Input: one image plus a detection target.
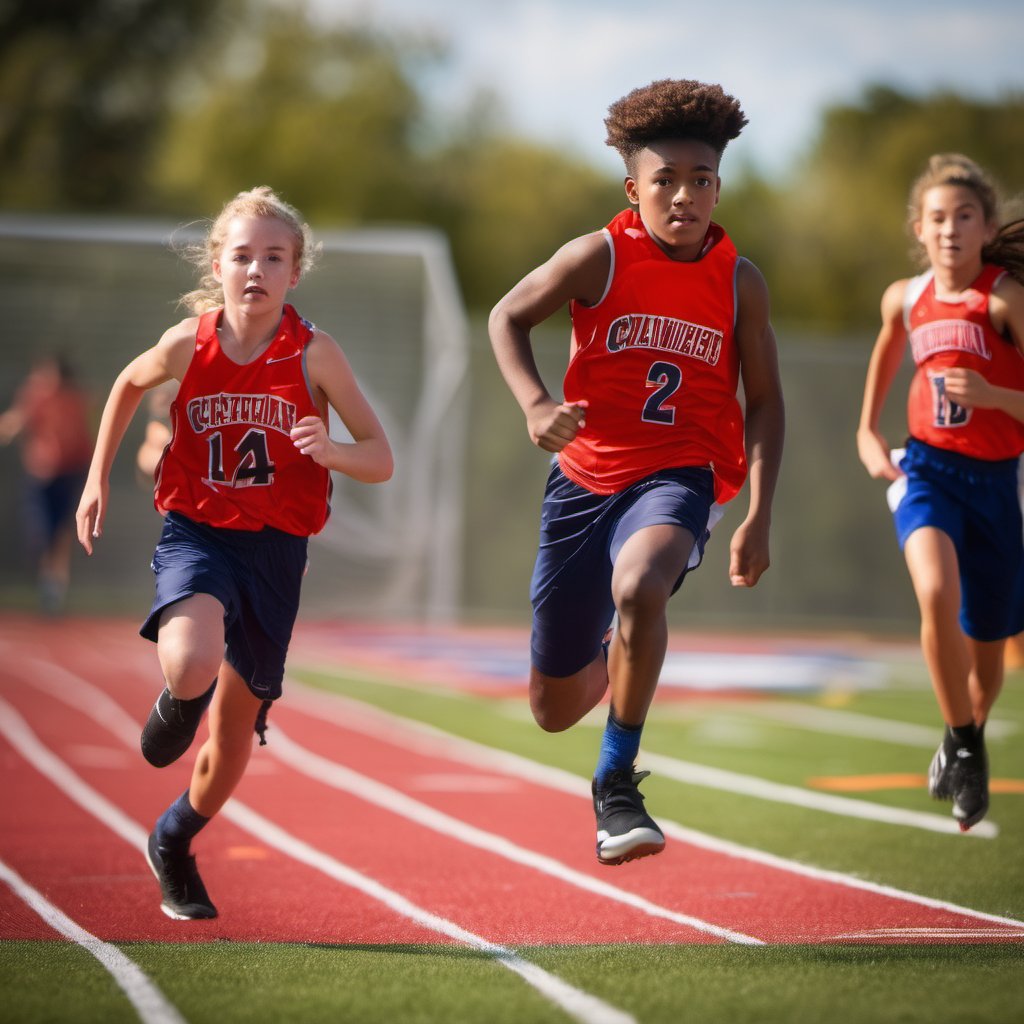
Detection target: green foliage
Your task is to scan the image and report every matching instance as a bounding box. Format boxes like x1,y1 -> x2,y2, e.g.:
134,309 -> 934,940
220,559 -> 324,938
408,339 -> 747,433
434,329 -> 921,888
4,5 -> 1024,324
762,83 -> 1024,330
0,0 -> 227,209
149,2 -> 433,225
430,138 -> 623,307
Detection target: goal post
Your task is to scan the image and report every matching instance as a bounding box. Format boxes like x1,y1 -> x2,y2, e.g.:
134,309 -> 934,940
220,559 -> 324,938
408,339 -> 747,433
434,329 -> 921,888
0,214 -> 470,622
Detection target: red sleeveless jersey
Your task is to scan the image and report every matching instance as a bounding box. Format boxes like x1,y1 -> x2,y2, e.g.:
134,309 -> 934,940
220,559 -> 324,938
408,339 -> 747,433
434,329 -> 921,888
905,265 -> 1024,460
155,304 -> 331,536
558,209 -> 746,502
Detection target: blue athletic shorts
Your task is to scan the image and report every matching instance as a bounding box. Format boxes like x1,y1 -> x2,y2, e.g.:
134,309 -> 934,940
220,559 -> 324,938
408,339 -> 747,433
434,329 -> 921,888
529,461 -> 715,677
140,511 -> 308,700
890,439 -> 1024,641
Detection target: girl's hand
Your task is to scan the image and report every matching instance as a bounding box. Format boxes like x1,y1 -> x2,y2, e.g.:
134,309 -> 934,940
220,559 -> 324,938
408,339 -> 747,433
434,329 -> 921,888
290,415 -> 333,466
75,479 -> 107,555
856,427 -> 902,481
941,367 -> 995,409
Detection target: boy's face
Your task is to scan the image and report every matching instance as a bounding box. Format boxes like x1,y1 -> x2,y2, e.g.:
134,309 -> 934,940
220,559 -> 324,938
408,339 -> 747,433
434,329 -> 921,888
624,139 -> 721,260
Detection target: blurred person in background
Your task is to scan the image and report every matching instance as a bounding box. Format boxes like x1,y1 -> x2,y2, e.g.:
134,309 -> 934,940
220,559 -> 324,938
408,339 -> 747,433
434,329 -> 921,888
0,353 -> 93,613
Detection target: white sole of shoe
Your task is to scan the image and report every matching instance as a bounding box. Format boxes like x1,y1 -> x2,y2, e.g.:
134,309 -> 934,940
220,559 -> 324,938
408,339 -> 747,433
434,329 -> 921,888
596,826 -> 665,865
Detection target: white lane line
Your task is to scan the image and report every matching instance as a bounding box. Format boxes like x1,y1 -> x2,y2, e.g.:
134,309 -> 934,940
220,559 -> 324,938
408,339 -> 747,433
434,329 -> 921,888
638,751 -> 997,838
9,655 -> 758,943
223,801 -> 636,1024
31,645 -> 999,828
832,927 -> 1024,940
285,683 -> 996,838
0,857 -> 187,1024
12,660 -> 1024,937
285,685 -> 1024,933
0,697 -> 149,852
0,711 -> 180,1024
0,689 -> 635,1024
658,701 -> 1016,746
269,726 -> 762,946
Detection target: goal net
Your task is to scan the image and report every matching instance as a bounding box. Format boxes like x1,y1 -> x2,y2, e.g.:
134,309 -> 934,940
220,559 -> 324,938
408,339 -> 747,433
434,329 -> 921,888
0,214 -> 469,622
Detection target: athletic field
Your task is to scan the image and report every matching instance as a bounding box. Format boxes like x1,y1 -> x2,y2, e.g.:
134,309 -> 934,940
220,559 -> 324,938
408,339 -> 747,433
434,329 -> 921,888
2,614 -> 1023,1023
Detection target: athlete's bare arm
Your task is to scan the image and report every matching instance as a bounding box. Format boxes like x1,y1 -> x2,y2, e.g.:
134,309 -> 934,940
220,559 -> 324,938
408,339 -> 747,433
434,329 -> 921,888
857,280 -> 910,481
292,331 -> 393,483
489,232 -> 610,452
729,258 -> 784,587
76,320 -> 198,553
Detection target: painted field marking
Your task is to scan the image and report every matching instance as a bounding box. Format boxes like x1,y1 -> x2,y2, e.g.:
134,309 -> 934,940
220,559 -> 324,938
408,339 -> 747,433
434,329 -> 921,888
656,701 -> 1017,746
834,927 -> 1024,940
0,855 -> 186,1024
223,801 -> 636,1024
286,684 -> 1024,934
9,658 -> 1024,939
0,685 -> 635,1024
268,726 -> 762,945
290,666 -> 997,837
809,774 -> 1024,794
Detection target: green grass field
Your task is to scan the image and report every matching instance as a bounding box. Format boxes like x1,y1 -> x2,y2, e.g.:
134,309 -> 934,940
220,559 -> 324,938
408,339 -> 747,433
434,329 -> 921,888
3,634 -> 1024,1023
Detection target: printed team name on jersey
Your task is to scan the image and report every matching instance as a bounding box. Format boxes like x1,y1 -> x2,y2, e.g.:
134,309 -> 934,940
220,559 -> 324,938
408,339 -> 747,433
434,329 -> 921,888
605,313 -> 723,366
909,319 -> 991,365
186,393 -> 297,434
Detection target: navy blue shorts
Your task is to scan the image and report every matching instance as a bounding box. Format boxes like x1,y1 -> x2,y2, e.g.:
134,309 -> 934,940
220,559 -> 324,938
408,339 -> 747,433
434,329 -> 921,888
140,512 -> 308,700
530,462 -> 716,677
890,439 -> 1024,641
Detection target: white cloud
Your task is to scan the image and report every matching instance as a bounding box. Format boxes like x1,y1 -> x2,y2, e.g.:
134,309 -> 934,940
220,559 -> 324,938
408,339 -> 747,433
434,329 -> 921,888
310,0 -> 1024,176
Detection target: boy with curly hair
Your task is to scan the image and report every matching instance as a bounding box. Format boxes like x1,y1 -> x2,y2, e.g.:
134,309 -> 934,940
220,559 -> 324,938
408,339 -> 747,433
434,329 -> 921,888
489,79 -> 784,864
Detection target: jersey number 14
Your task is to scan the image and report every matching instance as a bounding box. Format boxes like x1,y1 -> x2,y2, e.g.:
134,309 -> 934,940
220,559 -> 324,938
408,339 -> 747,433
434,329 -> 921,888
205,429 -> 275,487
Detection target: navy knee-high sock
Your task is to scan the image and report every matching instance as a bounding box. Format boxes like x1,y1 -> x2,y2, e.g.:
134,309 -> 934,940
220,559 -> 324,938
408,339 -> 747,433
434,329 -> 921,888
594,710 -> 643,785
154,790 -> 210,853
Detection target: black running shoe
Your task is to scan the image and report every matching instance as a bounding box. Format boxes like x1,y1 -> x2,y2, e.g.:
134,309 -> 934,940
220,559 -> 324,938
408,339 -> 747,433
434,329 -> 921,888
592,768 -> 665,865
141,682 -> 215,768
928,725 -> 989,831
146,832 -> 217,920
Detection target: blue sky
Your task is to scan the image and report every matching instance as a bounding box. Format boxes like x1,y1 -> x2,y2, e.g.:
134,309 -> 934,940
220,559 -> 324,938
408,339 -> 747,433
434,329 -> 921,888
310,0 -> 1024,178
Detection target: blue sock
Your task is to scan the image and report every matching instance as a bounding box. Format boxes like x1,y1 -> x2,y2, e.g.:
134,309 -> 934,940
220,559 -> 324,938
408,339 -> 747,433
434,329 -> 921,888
154,790 -> 210,852
594,710 -> 643,785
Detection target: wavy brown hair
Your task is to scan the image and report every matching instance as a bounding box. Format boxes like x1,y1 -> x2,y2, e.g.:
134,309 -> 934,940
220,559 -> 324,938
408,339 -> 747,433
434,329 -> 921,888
908,153 -> 1024,283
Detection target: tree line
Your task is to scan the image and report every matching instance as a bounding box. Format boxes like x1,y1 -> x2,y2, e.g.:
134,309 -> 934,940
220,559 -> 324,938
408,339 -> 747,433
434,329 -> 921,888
3,0 -> 1023,329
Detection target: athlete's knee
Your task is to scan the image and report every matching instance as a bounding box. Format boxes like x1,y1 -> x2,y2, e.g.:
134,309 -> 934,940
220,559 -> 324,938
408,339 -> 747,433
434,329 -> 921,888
612,565 -> 671,621
159,652 -> 222,699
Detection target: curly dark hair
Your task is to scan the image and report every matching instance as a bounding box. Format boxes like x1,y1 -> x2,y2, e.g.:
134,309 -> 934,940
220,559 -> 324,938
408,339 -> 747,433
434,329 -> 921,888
604,79 -> 747,170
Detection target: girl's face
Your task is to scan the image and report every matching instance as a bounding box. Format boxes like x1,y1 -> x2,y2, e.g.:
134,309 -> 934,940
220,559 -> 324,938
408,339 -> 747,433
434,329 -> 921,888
212,214 -> 301,311
914,184 -> 995,278
624,138 -> 721,261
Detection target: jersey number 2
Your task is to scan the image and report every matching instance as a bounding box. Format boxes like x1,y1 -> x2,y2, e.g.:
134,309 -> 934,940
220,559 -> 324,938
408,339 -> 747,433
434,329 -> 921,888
642,361 -> 682,425
206,429 -> 275,487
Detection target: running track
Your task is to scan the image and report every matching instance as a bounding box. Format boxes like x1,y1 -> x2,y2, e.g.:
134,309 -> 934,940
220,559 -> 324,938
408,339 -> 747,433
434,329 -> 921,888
3,615 -> 1023,956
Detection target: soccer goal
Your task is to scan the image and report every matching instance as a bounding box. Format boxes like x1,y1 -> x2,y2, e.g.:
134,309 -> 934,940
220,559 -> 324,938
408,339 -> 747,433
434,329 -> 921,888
0,214 -> 469,622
